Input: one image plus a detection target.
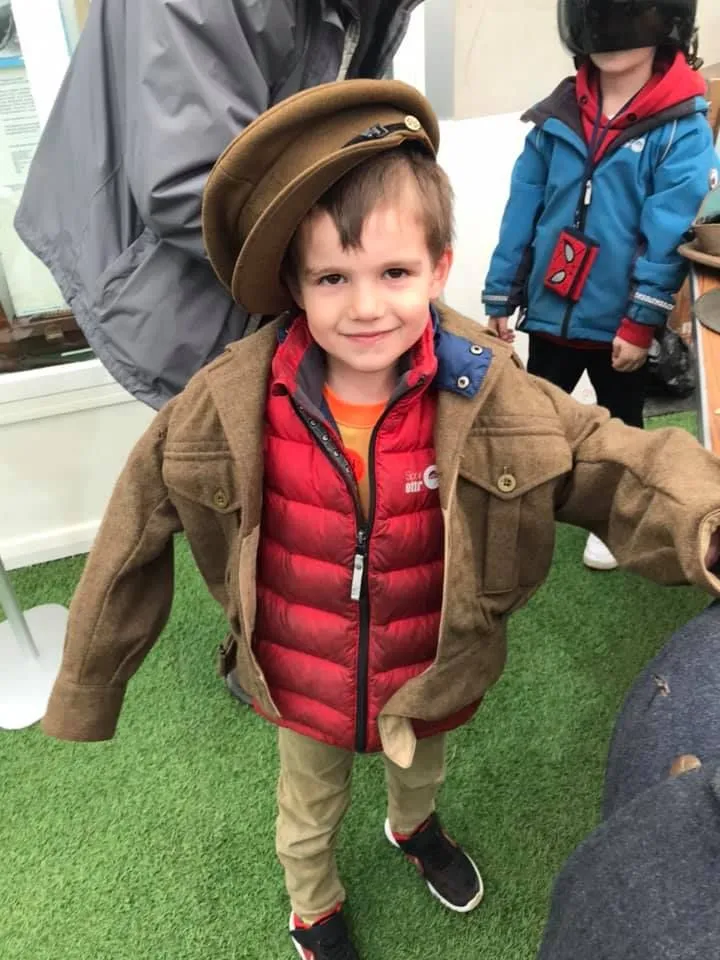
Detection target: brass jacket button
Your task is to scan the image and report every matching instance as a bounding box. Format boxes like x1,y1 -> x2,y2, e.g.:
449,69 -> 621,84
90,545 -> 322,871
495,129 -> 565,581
213,489 -> 229,510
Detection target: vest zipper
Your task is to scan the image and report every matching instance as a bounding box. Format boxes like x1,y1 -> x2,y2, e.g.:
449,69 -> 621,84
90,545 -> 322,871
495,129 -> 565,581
353,413 -> 387,752
355,377 -> 425,751
292,379 -> 425,753
291,399 -> 370,749
350,529 -> 367,601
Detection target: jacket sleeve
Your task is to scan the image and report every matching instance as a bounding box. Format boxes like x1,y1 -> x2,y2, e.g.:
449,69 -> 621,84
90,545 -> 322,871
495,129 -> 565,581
42,403 -> 184,742
124,2 -> 274,261
537,377 -> 720,592
626,117 -> 719,328
482,128 -> 549,318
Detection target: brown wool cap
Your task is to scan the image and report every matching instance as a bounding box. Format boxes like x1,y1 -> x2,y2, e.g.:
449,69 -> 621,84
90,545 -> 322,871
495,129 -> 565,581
201,79 -> 439,315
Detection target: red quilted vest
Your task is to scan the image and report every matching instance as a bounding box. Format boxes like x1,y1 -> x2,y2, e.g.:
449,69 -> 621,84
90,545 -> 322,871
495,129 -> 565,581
254,315 -> 471,752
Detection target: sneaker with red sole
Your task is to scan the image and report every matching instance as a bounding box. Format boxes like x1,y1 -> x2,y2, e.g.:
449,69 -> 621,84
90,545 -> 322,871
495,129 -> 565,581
289,905 -> 359,960
385,812 -> 484,912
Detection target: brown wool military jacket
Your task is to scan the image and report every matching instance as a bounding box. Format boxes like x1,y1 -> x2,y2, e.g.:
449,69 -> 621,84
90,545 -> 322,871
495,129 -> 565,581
43,307 -> 720,758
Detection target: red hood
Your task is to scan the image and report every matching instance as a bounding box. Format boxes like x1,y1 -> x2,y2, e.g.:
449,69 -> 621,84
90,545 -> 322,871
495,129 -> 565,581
576,52 -> 706,161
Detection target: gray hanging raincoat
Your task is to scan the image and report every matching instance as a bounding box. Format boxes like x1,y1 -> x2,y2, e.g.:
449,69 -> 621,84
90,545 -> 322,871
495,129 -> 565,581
14,0 -> 423,407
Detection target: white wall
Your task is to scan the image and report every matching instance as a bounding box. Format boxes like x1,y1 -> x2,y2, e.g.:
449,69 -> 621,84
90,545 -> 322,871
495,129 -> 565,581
438,113 -> 524,319
396,4 -> 525,316
454,0 -> 720,119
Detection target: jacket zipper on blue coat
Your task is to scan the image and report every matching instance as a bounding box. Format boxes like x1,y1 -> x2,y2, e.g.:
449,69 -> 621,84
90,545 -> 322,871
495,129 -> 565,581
561,176 -> 594,338
560,89 -> 640,339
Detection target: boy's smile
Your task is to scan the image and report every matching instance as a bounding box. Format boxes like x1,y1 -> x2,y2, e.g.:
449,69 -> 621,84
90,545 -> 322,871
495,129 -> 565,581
291,182 -> 451,404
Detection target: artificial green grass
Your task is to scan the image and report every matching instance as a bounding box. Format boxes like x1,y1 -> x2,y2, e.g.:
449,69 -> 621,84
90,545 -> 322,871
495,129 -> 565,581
0,411 -> 708,960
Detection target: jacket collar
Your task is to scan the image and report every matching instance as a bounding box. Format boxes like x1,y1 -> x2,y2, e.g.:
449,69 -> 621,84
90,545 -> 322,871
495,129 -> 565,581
522,72 -> 706,161
270,304 -> 492,406
206,304 -> 511,514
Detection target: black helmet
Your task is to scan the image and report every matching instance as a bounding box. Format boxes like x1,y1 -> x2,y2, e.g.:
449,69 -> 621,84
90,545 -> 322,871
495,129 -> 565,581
558,0 -> 697,57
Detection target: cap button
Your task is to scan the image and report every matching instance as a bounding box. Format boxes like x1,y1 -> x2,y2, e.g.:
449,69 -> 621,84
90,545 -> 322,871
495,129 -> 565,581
404,115 -> 422,132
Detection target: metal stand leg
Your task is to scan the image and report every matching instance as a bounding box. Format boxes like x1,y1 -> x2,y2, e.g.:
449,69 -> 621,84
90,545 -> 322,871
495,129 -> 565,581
0,554 -> 68,731
0,556 -> 40,657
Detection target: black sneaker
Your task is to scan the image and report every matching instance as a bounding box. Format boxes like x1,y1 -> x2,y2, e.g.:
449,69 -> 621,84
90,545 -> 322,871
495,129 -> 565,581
385,812 -> 484,912
289,906 -> 360,960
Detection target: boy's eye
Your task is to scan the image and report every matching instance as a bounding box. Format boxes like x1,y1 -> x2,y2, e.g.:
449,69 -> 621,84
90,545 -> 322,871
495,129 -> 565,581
385,268 -> 408,279
318,274 -> 345,286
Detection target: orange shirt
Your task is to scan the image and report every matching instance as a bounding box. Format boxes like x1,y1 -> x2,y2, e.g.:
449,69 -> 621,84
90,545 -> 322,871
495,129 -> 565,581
323,386 -> 386,517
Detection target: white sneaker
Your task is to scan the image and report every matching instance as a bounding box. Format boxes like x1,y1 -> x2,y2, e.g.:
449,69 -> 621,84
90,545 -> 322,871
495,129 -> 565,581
583,533 -> 618,571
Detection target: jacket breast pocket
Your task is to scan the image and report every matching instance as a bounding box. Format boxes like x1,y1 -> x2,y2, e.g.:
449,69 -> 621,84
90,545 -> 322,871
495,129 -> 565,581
163,452 -> 243,602
459,429 -> 573,594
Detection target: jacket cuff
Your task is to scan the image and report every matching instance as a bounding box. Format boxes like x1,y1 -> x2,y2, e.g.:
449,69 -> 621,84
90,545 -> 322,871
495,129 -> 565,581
482,292 -> 514,318
627,291 -> 673,327
42,678 -> 126,741
617,318 -> 655,349
700,512 -> 720,592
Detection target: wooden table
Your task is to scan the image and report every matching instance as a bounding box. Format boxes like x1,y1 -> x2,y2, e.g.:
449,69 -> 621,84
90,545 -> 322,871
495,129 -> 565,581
691,264 -> 720,456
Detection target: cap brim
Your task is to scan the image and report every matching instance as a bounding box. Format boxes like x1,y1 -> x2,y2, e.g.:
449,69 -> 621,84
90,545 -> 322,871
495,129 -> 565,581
678,240 -> 720,271
202,79 -> 440,314
232,128 -> 434,314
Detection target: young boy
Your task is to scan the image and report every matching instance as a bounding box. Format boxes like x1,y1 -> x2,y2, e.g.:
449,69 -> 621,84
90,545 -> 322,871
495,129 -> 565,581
43,80 -> 720,960
483,0 -> 718,572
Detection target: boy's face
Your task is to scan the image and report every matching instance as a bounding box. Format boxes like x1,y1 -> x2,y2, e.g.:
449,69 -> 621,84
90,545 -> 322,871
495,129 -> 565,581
590,46 -> 656,75
290,182 -> 451,388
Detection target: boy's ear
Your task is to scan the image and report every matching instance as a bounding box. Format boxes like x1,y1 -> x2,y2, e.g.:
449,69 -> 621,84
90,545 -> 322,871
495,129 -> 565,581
429,247 -> 453,300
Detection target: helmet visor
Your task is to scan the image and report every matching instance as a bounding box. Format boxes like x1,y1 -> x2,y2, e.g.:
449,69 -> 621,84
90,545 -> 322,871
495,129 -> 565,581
558,0 -> 696,56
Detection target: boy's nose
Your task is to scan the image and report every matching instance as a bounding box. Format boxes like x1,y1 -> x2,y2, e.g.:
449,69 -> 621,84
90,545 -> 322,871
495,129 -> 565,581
349,283 -> 383,322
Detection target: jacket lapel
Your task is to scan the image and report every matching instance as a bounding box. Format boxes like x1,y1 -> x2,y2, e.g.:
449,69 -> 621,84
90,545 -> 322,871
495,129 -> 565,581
433,306 -> 513,508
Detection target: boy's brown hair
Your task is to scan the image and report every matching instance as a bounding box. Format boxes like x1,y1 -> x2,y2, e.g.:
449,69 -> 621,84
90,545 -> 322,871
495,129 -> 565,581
284,144 -> 454,281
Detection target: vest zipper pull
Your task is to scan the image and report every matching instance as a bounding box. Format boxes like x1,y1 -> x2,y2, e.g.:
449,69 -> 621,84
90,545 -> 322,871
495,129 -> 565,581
350,528 -> 368,602
584,179 -> 593,207
350,553 -> 365,601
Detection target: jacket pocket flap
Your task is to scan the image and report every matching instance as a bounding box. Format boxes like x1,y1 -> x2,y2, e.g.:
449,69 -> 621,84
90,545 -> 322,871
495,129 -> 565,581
163,454 -> 241,513
459,431 -> 572,499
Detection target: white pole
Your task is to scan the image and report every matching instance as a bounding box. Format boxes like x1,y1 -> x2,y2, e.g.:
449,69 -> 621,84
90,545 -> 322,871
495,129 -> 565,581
0,555 -> 39,657
12,0 -> 70,129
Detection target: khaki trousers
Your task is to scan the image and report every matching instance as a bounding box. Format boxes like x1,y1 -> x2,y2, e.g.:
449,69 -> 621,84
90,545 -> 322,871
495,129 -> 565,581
276,727 -> 446,922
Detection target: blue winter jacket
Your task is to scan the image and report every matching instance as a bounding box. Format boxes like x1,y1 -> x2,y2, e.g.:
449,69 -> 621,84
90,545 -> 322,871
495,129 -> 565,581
483,79 -> 718,342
